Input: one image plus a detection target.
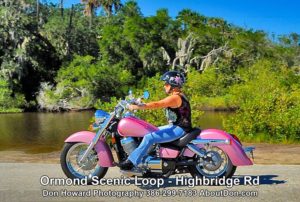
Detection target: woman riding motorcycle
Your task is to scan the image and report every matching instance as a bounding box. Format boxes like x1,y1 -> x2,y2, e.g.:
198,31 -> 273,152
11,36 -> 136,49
119,71 -> 192,170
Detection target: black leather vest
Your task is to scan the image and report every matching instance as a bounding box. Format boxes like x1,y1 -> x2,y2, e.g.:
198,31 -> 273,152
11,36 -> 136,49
165,94 -> 192,131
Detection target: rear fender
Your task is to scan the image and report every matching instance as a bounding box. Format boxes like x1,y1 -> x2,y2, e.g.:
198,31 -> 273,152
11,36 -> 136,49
183,129 -> 253,166
65,131 -> 115,167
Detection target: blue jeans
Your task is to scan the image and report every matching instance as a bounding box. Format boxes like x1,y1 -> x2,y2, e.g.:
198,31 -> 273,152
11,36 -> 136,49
127,124 -> 185,166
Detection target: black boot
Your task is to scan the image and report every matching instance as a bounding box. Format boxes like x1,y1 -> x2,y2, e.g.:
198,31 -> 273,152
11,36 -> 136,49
119,159 -> 134,170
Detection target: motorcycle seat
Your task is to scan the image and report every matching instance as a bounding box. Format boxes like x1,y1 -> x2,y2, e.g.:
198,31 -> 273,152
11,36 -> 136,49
160,127 -> 201,148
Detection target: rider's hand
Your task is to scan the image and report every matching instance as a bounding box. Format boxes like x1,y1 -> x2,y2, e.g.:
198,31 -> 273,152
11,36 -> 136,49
128,104 -> 139,111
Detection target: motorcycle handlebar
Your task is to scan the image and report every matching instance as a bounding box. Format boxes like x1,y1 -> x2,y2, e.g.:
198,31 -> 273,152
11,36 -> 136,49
116,94 -> 145,114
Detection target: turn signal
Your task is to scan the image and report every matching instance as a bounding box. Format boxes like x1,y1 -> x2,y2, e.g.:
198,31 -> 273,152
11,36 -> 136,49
88,124 -> 94,131
111,136 -> 116,144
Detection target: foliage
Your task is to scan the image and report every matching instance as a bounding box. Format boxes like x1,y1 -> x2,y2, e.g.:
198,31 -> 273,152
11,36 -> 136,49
41,4 -> 99,60
0,78 -> 25,112
0,0 -> 61,103
98,3 -> 179,78
37,55 -> 134,111
224,60 -> 300,143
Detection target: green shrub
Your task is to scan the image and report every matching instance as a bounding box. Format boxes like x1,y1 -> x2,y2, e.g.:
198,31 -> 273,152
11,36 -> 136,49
37,55 -> 134,111
0,78 -> 25,112
224,60 -> 300,143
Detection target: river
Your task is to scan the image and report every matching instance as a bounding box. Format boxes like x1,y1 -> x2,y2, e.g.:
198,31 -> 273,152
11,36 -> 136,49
0,111 -> 231,154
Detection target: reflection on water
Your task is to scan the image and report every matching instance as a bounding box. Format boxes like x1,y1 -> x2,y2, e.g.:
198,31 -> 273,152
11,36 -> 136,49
0,111 -> 232,154
197,111 -> 232,130
0,111 -> 94,153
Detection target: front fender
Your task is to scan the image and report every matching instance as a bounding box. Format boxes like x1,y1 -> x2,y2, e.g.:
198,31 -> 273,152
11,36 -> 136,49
65,131 -> 115,167
183,129 -> 253,166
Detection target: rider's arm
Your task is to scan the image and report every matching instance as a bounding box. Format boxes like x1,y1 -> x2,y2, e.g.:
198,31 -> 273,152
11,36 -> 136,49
134,95 -> 182,110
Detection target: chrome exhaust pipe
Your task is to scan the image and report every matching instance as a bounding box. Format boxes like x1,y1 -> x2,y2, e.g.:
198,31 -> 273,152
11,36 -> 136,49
147,159 -> 162,170
143,157 -> 163,173
191,139 -> 231,145
187,144 -> 206,157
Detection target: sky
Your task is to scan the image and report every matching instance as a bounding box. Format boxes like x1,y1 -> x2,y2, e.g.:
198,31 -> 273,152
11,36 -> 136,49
47,0 -> 300,36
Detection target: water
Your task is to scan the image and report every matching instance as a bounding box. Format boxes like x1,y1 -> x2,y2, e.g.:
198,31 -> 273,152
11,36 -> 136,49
0,111 -> 94,153
0,111 -> 231,154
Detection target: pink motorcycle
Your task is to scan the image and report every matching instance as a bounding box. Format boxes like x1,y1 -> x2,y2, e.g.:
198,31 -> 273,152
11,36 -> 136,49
60,91 -> 255,182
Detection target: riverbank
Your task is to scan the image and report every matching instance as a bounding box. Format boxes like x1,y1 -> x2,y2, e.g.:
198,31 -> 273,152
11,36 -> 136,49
0,143 -> 299,165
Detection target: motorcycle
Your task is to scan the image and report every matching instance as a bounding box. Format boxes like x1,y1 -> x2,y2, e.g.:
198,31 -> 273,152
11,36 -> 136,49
60,90 -> 255,182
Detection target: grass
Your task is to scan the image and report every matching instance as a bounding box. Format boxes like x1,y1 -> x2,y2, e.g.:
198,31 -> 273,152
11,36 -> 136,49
0,108 -> 23,113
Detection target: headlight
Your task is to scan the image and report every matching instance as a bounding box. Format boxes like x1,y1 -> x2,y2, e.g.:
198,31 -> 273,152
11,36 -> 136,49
95,117 -> 106,124
115,105 -> 124,117
95,109 -> 110,124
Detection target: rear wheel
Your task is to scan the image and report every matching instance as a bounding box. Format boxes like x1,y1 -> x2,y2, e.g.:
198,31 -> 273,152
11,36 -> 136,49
60,142 -> 108,184
189,146 -> 236,178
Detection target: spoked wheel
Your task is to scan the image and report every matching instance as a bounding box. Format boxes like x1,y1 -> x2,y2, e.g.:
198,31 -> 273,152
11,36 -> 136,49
60,142 -> 108,184
189,146 -> 236,178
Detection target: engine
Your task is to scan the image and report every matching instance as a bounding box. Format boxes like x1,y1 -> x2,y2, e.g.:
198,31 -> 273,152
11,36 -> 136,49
120,137 -> 175,173
120,137 -> 137,156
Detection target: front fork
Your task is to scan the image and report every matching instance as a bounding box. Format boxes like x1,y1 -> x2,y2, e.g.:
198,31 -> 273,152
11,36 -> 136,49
79,112 -> 115,164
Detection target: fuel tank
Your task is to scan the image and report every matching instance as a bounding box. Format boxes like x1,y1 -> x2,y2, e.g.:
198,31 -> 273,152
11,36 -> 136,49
117,116 -> 159,137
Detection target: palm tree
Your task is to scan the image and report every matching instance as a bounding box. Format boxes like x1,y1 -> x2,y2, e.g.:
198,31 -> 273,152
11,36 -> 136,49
81,0 -> 122,28
101,0 -> 122,17
81,0 -> 100,29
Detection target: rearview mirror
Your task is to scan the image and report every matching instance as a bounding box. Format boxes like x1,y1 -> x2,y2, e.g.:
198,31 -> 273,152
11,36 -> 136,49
128,89 -> 133,99
128,89 -> 133,95
143,91 -> 150,99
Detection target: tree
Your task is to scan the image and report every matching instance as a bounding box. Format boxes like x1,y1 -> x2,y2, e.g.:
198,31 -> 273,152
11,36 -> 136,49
41,4 -> 99,60
101,0 -> 122,17
36,0 -> 40,26
37,55 -> 134,111
177,9 -> 207,31
0,0 -> 61,103
81,0 -> 122,29
60,0 -> 64,19
0,78 -> 25,112
81,0 -> 101,29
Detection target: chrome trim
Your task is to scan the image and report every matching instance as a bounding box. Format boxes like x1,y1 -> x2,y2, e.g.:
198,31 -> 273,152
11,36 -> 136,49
191,139 -> 231,145
187,144 -> 206,157
147,159 -> 162,170
79,112 -> 115,163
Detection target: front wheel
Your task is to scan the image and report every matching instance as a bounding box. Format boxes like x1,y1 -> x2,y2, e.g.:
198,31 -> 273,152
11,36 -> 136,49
60,142 -> 108,184
189,146 -> 236,178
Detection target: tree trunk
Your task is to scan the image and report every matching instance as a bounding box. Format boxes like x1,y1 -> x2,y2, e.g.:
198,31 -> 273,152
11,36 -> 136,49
89,8 -> 93,30
89,15 -> 92,30
66,4 -> 74,59
68,5 -> 74,30
60,0 -> 64,19
36,0 -> 39,27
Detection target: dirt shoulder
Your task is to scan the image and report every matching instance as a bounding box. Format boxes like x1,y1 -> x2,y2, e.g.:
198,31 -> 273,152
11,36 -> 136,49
0,143 -> 299,164
243,143 -> 300,165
